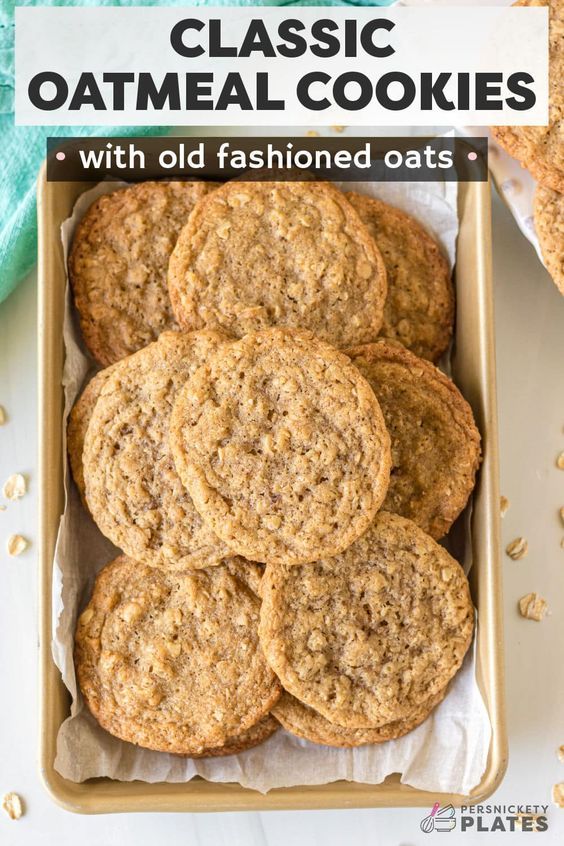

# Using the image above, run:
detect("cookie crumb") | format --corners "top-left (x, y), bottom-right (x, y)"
top-left (506, 537), bottom-right (528, 560)
top-left (552, 783), bottom-right (564, 808)
top-left (331, 125), bottom-right (346, 133)
top-left (560, 506), bottom-right (564, 526)
top-left (2, 792), bottom-right (23, 820)
top-left (0, 405), bottom-right (6, 425)
top-left (561, 537), bottom-right (564, 550)
top-left (557, 745), bottom-right (564, 762)
top-left (305, 130), bottom-right (319, 137)
top-left (557, 452), bottom-right (564, 470)
top-left (519, 592), bottom-right (548, 621)
top-left (500, 495), bottom-right (510, 517)
top-left (7, 534), bottom-right (29, 556)
top-left (2, 473), bottom-right (26, 501)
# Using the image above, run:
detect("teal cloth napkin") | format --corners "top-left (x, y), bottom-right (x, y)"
top-left (0, 0), bottom-right (393, 305)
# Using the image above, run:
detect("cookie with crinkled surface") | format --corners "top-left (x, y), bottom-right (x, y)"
top-left (75, 555), bottom-right (281, 755)
top-left (83, 330), bottom-right (231, 570)
top-left (69, 180), bottom-right (218, 366)
top-left (346, 192), bottom-right (454, 362)
top-left (345, 340), bottom-right (481, 539)
top-left (67, 364), bottom-right (119, 505)
top-left (259, 512), bottom-right (474, 729)
top-left (534, 185), bottom-right (564, 294)
top-left (273, 689), bottom-right (446, 748)
top-left (170, 328), bottom-right (391, 565)
top-left (191, 715), bottom-right (278, 758)
top-left (491, 0), bottom-right (564, 193)
top-left (168, 179), bottom-right (387, 347)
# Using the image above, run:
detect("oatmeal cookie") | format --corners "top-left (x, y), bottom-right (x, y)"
top-left (273, 689), bottom-right (446, 747)
top-left (534, 185), bottom-right (564, 294)
top-left (346, 192), bottom-right (454, 362)
top-left (259, 512), bottom-right (474, 729)
top-left (69, 180), bottom-right (218, 365)
top-left (191, 715), bottom-right (278, 758)
top-left (170, 328), bottom-right (391, 565)
top-left (345, 340), bottom-right (481, 539)
top-left (67, 364), bottom-right (119, 504)
top-left (75, 555), bottom-right (281, 755)
top-left (491, 0), bottom-right (564, 193)
top-left (83, 330), bottom-right (231, 570)
top-left (168, 179), bottom-right (387, 347)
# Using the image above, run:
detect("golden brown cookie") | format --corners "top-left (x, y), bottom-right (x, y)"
top-left (170, 328), bottom-right (391, 565)
top-left (534, 185), bottom-right (564, 294)
top-left (67, 365), bottom-right (119, 504)
top-left (273, 689), bottom-right (446, 748)
top-left (191, 715), bottom-right (278, 758)
top-left (345, 340), bottom-right (481, 539)
top-left (168, 179), bottom-right (387, 347)
top-left (491, 0), bottom-right (564, 193)
top-left (75, 555), bottom-right (281, 755)
top-left (69, 180), bottom-right (218, 366)
top-left (259, 512), bottom-right (474, 730)
top-left (346, 192), bottom-right (454, 362)
top-left (83, 330), bottom-right (231, 570)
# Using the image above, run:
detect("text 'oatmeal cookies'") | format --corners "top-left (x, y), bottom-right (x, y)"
top-left (169, 328), bottom-right (392, 565)
top-left (345, 340), bottom-right (481, 539)
top-left (259, 512), bottom-right (474, 730)
top-left (83, 330), bottom-right (231, 570)
top-left (167, 179), bottom-right (387, 347)
top-left (75, 555), bottom-right (281, 755)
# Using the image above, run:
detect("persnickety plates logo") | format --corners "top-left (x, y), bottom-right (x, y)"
top-left (420, 803), bottom-right (550, 834)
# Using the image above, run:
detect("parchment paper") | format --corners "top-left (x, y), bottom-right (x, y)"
top-left (53, 174), bottom-right (492, 795)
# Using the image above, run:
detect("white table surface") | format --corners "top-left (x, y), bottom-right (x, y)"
top-left (1, 184), bottom-right (563, 845)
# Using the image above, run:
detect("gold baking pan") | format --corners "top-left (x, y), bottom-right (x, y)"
top-left (37, 165), bottom-right (507, 813)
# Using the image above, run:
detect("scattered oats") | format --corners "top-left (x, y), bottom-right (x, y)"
top-left (7, 534), bottom-right (29, 556)
top-left (552, 783), bottom-right (564, 807)
top-left (557, 452), bottom-right (564, 470)
top-left (331, 125), bottom-right (346, 133)
top-left (2, 792), bottom-right (23, 820)
top-left (506, 537), bottom-right (528, 560)
top-left (0, 505), bottom-right (6, 512)
top-left (519, 592), bottom-right (548, 621)
top-left (2, 473), bottom-right (26, 501)
top-left (557, 745), bottom-right (564, 762)
top-left (305, 130), bottom-right (320, 137)
top-left (0, 405), bottom-right (5, 425)
top-left (500, 495), bottom-right (510, 517)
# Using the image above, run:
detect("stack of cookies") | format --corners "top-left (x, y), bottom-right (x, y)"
top-left (68, 174), bottom-right (480, 759)
top-left (492, 0), bottom-right (564, 294)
